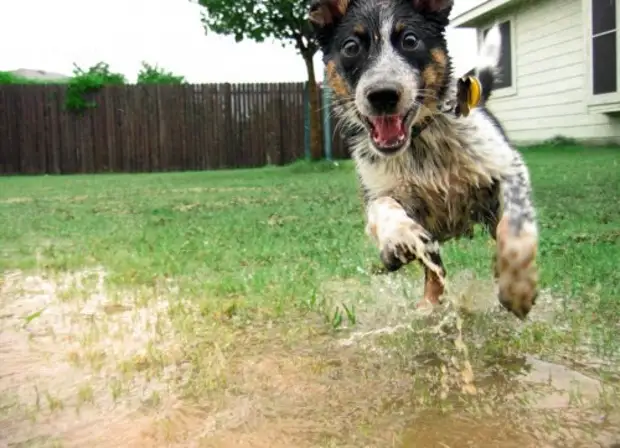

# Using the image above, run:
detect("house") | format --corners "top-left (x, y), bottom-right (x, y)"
top-left (450, 0), bottom-right (620, 145)
top-left (8, 68), bottom-right (70, 82)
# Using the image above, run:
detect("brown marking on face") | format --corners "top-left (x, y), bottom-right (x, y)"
top-left (421, 66), bottom-right (439, 108)
top-left (326, 61), bottom-right (350, 97)
top-left (421, 48), bottom-right (448, 109)
top-left (353, 23), bottom-right (365, 34)
top-left (422, 66), bottom-right (439, 88)
top-left (431, 48), bottom-right (447, 67)
top-left (395, 21), bottom-right (406, 33)
top-left (335, 0), bottom-right (350, 15)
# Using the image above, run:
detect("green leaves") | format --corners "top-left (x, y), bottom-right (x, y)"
top-left (63, 61), bottom-right (185, 113)
top-left (137, 62), bottom-right (185, 85)
top-left (65, 62), bottom-right (126, 113)
top-left (197, 0), bottom-right (317, 56)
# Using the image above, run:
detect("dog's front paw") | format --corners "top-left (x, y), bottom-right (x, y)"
top-left (378, 219), bottom-right (434, 272)
top-left (495, 217), bottom-right (539, 319)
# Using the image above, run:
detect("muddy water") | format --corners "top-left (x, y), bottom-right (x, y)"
top-left (1, 268), bottom-right (619, 447)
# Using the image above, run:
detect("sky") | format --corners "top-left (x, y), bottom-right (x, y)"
top-left (0, 0), bottom-right (484, 83)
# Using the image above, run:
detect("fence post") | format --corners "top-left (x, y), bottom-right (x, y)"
top-left (321, 68), bottom-right (332, 162)
top-left (303, 83), bottom-right (310, 160)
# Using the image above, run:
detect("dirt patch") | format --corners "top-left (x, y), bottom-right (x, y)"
top-left (1, 269), bottom-right (619, 447)
top-left (0, 268), bottom-right (189, 447)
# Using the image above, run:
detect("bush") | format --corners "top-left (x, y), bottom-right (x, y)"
top-left (137, 62), bottom-right (185, 85)
top-left (65, 62), bottom-right (126, 113)
top-left (0, 71), bottom-right (53, 85)
top-left (1, 61), bottom-right (186, 113)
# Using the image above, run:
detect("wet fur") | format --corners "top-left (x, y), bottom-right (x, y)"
top-left (310, 0), bottom-right (540, 318)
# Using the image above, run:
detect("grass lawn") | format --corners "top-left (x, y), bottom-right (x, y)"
top-left (1, 145), bottom-right (619, 447)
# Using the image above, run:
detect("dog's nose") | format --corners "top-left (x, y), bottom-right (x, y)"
top-left (366, 87), bottom-right (401, 114)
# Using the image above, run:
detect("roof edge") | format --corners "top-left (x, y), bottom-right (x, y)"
top-left (450, 0), bottom-right (519, 28)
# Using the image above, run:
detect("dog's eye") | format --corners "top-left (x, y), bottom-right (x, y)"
top-left (341, 38), bottom-right (361, 58)
top-left (401, 32), bottom-right (420, 51)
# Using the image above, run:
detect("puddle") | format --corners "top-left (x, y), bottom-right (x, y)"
top-left (0, 268), bottom-right (619, 447)
top-left (0, 268), bottom-right (191, 447)
top-left (401, 353), bottom-right (620, 447)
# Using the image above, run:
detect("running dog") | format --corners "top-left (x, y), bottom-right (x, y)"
top-left (309, 0), bottom-right (539, 319)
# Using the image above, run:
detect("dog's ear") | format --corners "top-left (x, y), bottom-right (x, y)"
top-left (411, 0), bottom-right (453, 13)
top-left (412, 0), bottom-right (453, 25)
top-left (308, 0), bottom-right (350, 28)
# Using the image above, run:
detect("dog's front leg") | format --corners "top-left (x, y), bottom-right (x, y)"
top-left (366, 197), bottom-right (446, 305)
top-left (496, 152), bottom-right (539, 319)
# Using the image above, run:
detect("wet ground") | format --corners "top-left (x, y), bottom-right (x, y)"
top-left (1, 268), bottom-right (619, 447)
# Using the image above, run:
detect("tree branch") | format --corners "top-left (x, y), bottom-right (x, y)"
top-left (293, 31), bottom-right (307, 53)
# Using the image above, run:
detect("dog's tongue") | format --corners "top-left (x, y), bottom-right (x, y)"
top-left (369, 115), bottom-right (405, 146)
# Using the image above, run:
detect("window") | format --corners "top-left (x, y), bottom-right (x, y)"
top-left (479, 18), bottom-right (516, 98)
top-left (591, 0), bottom-right (617, 95)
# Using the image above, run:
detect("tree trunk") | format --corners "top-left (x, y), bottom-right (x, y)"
top-left (303, 53), bottom-right (323, 161)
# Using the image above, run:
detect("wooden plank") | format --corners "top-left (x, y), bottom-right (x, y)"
top-left (34, 86), bottom-right (47, 173)
top-left (0, 87), bottom-right (9, 174)
top-left (197, 84), bottom-right (207, 170)
top-left (47, 86), bottom-right (62, 173)
top-left (204, 84), bottom-right (214, 170)
top-left (20, 86), bottom-right (32, 173)
top-left (213, 84), bottom-right (224, 169)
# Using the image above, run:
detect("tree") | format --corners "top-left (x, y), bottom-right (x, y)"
top-left (137, 62), bottom-right (185, 84)
top-left (197, 0), bottom-right (323, 161)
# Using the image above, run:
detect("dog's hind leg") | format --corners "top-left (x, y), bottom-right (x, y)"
top-left (495, 151), bottom-right (539, 319)
top-left (366, 196), bottom-right (446, 305)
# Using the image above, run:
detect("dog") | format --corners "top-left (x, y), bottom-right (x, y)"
top-left (309, 0), bottom-right (539, 319)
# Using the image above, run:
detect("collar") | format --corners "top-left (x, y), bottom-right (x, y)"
top-left (410, 75), bottom-right (482, 139)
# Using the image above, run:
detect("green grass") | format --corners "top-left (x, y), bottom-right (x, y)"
top-left (1, 146), bottom-right (618, 317)
top-left (1, 145), bottom-right (619, 445)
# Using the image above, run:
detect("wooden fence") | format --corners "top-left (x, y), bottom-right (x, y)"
top-left (0, 83), bottom-right (350, 175)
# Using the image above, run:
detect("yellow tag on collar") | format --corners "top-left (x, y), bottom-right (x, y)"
top-left (455, 75), bottom-right (482, 118)
top-left (466, 76), bottom-right (482, 108)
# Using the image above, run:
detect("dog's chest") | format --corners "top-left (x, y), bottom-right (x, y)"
top-left (356, 147), bottom-right (498, 241)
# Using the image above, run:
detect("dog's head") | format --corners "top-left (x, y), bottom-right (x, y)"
top-left (309, 0), bottom-right (454, 156)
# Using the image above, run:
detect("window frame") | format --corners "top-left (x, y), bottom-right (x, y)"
top-left (583, 0), bottom-right (620, 113)
top-left (478, 16), bottom-right (518, 99)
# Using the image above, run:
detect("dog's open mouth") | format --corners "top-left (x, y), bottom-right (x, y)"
top-left (362, 109), bottom-right (416, 153)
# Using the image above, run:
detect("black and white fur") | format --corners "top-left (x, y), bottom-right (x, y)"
top-left (310, 0), bottom-right (539, 319)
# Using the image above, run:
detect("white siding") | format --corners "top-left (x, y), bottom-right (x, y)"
top-left (483, 0), bottom-right (620, 144)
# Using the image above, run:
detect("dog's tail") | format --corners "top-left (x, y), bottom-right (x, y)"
top-left (473, 24), bottom-right (501, 103)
